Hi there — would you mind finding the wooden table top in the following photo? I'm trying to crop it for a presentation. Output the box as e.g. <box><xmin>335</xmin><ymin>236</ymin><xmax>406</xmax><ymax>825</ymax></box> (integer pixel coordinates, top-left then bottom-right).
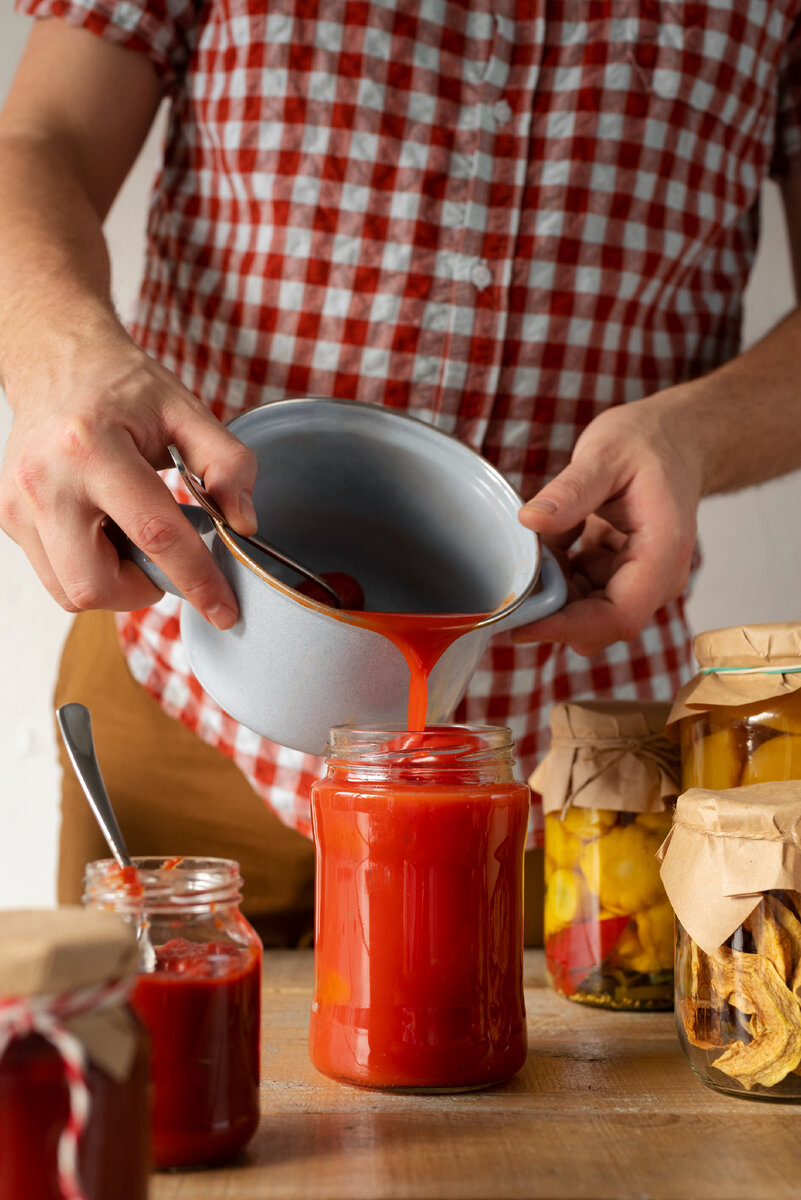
<box><xmin>151</xmin><ymin>950</ymin><xmax>800</xmax><ymax>1200</ymax></box>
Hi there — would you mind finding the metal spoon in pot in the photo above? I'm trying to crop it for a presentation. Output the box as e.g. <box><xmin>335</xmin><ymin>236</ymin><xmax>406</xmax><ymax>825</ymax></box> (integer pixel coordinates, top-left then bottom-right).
<box><xmin>168</xmin><ymin>444</ymin><xmax>350</xmax><ymax>609</ymax></box>
<box><xmin>56</xmin><ymin>702</ymin><xmax>156</xmax><ymax>970</ymax></box>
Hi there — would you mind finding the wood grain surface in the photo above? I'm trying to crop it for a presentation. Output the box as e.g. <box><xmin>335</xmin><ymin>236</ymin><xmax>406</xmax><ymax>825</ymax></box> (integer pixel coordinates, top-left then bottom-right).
<box><xmin>150</xmin><ymin>951</ymin><xmax>801</xmax><ymax>1200</ymax></box>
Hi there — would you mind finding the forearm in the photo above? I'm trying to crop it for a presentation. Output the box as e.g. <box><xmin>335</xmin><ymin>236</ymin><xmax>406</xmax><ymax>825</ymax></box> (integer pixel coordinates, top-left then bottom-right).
<box><xmin>654</xmin><ymin>304</ymin><xmax>801</xmax><ymax>497</ymax></box>
<box><xmin>0</xmin><ymin>22</ymin><xmax>258</xmax><ymax>628</ymax></box>
<box><xmin>0</xmin><ymin>19</ymin><xmax>163</xmax><ymax>399</ymax></box>
<box><xmin>0</xmin><ymin>130</ymin><xmax>124</xmax><ymax>398</ymax></box>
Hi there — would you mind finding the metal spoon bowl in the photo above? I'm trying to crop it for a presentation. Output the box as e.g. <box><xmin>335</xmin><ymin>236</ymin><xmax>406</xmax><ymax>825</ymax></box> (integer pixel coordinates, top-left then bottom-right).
<box><xmin>56</xmin><ymin>702</ymin><xmax>156</xmax><ymax>970</ymax></box>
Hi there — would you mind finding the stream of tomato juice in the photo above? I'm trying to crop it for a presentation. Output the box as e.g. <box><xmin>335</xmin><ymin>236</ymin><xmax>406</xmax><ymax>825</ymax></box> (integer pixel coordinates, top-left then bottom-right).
<box><xmin>358</xmin><ymin>609</ymin><xmax>489</xmax><ymax>730</ymax></box>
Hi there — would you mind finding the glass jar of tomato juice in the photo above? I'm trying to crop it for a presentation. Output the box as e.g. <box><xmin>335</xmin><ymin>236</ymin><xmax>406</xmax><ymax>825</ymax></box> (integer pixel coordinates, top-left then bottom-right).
<box><xmin>309</xmin><ymin>725</ymin><xmax>530</xmax><ymax>1092</ymax></box>
<box><xmin>84</xmin><ymin>856</ymin><xmax>262</xmax><ymax>1168</ymax></box>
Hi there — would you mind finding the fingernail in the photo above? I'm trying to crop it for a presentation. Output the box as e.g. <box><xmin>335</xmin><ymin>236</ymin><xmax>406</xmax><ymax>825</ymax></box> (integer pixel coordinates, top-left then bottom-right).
<box><xmin>524</xmin><ymin>498</ymin><xmax>558</xmax><ymax>514</ymax></box>
<box><xmin>239</xmin><ymin>491</ymin><xmax>257</xmax><ymax>529</ymax></box>
<box><xmin>206</xmin><ymin>602</ymin><xmax>237</xmax><ymax>630</ymax></box>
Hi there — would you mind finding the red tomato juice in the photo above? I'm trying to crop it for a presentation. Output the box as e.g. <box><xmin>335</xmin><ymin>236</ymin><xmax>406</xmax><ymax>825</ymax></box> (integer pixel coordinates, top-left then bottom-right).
<box><xmin>346</xmin><ymin>609</ymin><xmax>489</xmax><ymax>730</ymax></box>
<box><xmin>309</xmin><ymin>744</ymin><xmax>529</xmax><ymax>1090</ymax></box>
<box><xmin>131</xmin><ymin>938</ymin><xmax>261</xmax><ymax>1168</ymax></box>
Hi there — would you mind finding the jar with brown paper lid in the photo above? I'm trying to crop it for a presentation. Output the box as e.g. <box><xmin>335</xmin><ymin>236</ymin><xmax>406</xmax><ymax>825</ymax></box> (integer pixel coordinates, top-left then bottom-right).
<box><xmin>660</xmin><ymin>782</ymin><xmax>801</xmax><ymax>1101</ymax></box>
<box><xmin>531</xmin><ymin>700</ymin><xmax>681</xmax><ymax>1010</ymax></box>
<box><xmin>667</xmin><ymin>623</ymin><xmax>801</xmax><ymax>793</ymax></box>
<box><xmin>0</xmin><ymin>906</ymin><xmax>150</xmax><ymax>1200</ymax></box>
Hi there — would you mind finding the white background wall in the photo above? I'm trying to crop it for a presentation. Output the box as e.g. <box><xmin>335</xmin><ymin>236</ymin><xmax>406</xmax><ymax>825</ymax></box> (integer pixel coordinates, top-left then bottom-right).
<box><xmin>2</xmin><ymin>10</ymin><xmax>800</xmax><ymax>908</ymax></box>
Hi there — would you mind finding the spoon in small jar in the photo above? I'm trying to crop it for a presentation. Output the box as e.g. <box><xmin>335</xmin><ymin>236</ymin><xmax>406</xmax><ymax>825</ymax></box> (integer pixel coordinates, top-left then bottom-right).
<box><xmin>56</xmin><ymin>702</ymin><xmax>156</xmax><ymax>971</ymax></box>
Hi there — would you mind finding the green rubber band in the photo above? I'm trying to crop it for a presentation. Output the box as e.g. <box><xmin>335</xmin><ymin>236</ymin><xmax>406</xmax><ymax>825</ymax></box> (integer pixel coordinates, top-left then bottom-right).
<box><xmin>700</xmin><ymin>665</ymin><xmax>801</xmax><ymax>675</ymax></box>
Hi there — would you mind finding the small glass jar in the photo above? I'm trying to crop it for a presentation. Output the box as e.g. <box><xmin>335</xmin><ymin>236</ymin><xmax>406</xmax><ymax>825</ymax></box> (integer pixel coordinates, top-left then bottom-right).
<box><xmin>675</xmin><ymin>901</ymin><xmax>801</xmax><ymax>1101</ymax></box>
<box><xmin>84</xmin><ymin>856</ymin><xmax>262</xmax><ymax>1169</ymax></box>
<box><xmin>675</xmin><ymin>623</ymin><xmax>801</xmax><ymax>791</ymax></box>
<box><xmin>544</xmin><ymin>807</ymin><xmax>675</xmax><ymax>1009</ymax></box>
<box><xmin>308</xmin><ymin>725</ymin><xmax>530</xmax><ymax>1092</ymax></box>
<box><xmin>0</xmin><ymin>907</ymin><xmax>150</xmax><ymax>1200</ymax></box>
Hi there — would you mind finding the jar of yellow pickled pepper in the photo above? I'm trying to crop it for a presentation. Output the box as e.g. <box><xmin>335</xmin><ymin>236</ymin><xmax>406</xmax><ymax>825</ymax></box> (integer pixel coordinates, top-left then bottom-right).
<box><xmin>531</xmin><ymin>701</ymin><xmax>681</xmax><ymax>1010</ymax></box>
<box><xmin>668</xmin><ymin>623</ymin><xmax>801</xmax><ymax>792</ymax></box>
<box><xmin>660</xmin><ymin>781</ymin><xmax>801</xmax><ymax>1101</ymax></box>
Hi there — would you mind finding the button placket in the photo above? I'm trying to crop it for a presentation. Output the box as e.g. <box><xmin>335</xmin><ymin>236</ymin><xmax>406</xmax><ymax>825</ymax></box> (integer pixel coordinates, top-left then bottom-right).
<box><xmin>452</xmin><ymin>3</ymin><xmax>546</xmax><ymax>434</ymax></box>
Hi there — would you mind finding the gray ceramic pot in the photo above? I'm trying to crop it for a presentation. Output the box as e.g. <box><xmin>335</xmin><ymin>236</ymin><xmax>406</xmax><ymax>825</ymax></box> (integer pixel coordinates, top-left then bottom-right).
<box><xmin>130</xmin><ymin>397</ymin><xmax>566</xmax><ymax>754</ymax></box>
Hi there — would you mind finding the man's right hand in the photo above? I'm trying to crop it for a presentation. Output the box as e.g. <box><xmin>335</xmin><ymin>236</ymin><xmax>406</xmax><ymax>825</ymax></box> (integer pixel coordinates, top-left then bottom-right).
<box><xmin>0</xmin><ymin>320</ymin><xmax>258</xmax><ymax>628</ymax></box>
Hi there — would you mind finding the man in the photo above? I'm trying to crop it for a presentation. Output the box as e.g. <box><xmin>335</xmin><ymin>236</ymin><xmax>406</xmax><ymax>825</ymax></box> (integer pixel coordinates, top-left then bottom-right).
<box><xmin>1</xmin><ymin>2</ymin><xmax>801</xmax><ymax>943</ymax></box>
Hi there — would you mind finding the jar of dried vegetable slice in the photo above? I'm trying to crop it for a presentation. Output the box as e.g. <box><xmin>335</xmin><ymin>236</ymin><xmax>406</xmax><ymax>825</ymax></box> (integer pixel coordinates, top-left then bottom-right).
<box><xmin>667</xmin><ymin>623</ymin><xmax>801</xmax><ymax>792</ymax></box>
<box><xmin>531</xmin><ymin>701</ymin><xmax>681</xmax><ymax>1010</ymax></box>
<box><xmin>660</xmin><ymin>782</ymin><xmax>801</xmax><ymax>1101</ymax></box>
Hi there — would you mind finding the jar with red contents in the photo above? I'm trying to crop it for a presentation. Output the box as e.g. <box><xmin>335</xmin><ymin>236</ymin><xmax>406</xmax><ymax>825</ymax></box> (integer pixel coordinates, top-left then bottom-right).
<box><xmin>309</xmin><ymin>725</ymin><xmax>530</xmax><ymax>1092</ymax></box>
<box><xmin>84</xmin><ymin>857</ymin><xmax>262</xmax><ymax>1169</ymax></box>
<box><xmin>0</xmin><ymin>906</ymin><xmax>150</xmax><ymax>1200</ymax></box>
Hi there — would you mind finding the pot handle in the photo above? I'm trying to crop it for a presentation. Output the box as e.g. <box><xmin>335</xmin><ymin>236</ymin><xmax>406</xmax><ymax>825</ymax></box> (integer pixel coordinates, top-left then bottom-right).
<box><xmin>491</xmin><ymin>546</ymin><xmax>568</xmax><ymax>635</ymax></box>
<box><xmin>106</xmin><ymin>505</ymin><xmax>214</xmax><ymax>599</ymax></box>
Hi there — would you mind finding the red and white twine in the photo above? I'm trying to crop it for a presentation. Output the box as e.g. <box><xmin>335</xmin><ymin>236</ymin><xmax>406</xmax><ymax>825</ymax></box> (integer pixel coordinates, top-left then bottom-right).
<box><xmin>0</xmin><ymin>978</ymin><xmax>134</xmax><ymax>1200</ymax></box>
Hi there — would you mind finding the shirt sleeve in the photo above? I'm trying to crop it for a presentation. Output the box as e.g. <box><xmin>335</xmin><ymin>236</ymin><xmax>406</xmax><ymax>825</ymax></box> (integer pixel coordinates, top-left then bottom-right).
<box><xmin>13</xmin><ymin>0</ymin><xmax>202</xmax><ymax>89</ymax></box>
<box><xmin>771</xmin><ymin>16</ymin><xmax>801</xmax><ymax>178</ymax></box>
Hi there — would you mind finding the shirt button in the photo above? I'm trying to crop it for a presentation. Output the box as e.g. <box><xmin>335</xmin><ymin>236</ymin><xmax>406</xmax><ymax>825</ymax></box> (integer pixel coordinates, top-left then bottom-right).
<box><xmin>492</xmin><ymin>99</ymin><xmax>513</xmax><ymax>126</ymax></box>
<box><xmin>471</xmin><ymin>261</ymin><xmax>493</xmax><ymax>290</ymax></box>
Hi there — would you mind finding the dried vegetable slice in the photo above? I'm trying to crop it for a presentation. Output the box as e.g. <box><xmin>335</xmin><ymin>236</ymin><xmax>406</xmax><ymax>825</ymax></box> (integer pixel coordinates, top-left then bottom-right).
<box><xmin>742</xmin><ymin>901</ymin><xmax>793</xmax><ymax>985</ymax></box>
<box><xmin>679</xmin><ymin>998</ymin><xmax>729</xmax><ymax>1051</ymax></box>
<box><xmin>763</xmin><ymin>895</ymin><xmax>801</xmax><ymax>996</ymax></box>
<box><xmin>708</xmin><ymin>947</ymin><xmax>801</xmax><ymax>1089</ymax></box>
<box><xmin>690</xmin><ymin>938</ymin><xmax>711</xmax><ymax>999</ymax></box>
<box><xmin>679</xmin><ymin>943</ymin><xmax>744</xmax><ymax>1053</ymax></box>
<box><xmin>679</xmin><ymin>902</ymin><xmax>801</xmax><ymax>1092</ymax></box>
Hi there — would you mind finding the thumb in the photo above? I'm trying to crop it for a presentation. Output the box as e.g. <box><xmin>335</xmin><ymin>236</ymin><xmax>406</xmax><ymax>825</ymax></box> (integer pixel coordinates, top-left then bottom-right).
<box><xmin>169</xmin><ymin>410</ymin><xmax>259</xmax><ymax>537</ymax></box>
<box><xmin>518</xmin><ymin>457</ymin><xmax>616</xmax><ymax>535</ymax></box>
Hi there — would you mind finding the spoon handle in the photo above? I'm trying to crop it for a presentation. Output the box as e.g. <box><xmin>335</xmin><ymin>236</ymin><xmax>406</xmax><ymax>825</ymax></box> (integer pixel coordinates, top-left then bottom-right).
<box><xmin>56</xmin><ymin>703</ymin><xmax>132</xmax><ymax>870</ymax></box>
<box><xmin>167</xmin><ymin>443</ymin><xmax>344</xmax><ymax>608</ymax></box>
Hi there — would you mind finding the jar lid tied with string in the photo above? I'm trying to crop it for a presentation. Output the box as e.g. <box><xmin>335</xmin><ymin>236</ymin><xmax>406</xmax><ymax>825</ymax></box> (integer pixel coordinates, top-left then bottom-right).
<box><xmin>531</xmin><ymin>700</ymin><xmax>681</xmax><ymax>1010</ymax></box>
<box><xmin>666</xmin><ymin>623</ymin><xmax>801</xmax><ymax>794</ymax></box>
<box><xmin>0</xmin><ymin>906</ymin><xmax>150</xmax><ymax>1200</ymax></box>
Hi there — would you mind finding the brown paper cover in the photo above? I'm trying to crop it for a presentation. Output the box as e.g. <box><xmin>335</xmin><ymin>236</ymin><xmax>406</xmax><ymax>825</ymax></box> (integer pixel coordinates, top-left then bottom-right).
<box><xmin>667</xmin><ymin>622</ymin><xmax>801</xmax><ymax>728</ymax></box>
<box><xmin>658</xmin><ymin>782</ymin><xmax>801</xmax><ymax>955</ymax></box>
<box><xmin>530</xmin><ymin>700</ymin><xmax>681</xmax><ymax>815</ymax></box>
<box><xmin>0</xmin><ymin>907</ymin><xmax>141</xmax><ymax>1080</ymax></box>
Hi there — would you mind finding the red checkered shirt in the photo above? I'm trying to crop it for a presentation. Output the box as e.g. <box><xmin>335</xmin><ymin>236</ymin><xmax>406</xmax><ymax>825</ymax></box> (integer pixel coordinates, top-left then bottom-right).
<box><xmin>18</xmin><ymin>0</ymin><xmax>801</xmax><ymax>846</ymax></box>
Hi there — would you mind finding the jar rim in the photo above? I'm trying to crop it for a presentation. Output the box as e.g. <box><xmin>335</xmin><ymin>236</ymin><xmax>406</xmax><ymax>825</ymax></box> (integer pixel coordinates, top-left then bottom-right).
<box><xmin>83</xmin><ymin>856</ymin><xmax>243</xmax><ymax>914</ymax></box>
<box><xmin>324</xmin><ymin>723</ymin><xmax>515</xmax><ymax>766</ymax></box>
